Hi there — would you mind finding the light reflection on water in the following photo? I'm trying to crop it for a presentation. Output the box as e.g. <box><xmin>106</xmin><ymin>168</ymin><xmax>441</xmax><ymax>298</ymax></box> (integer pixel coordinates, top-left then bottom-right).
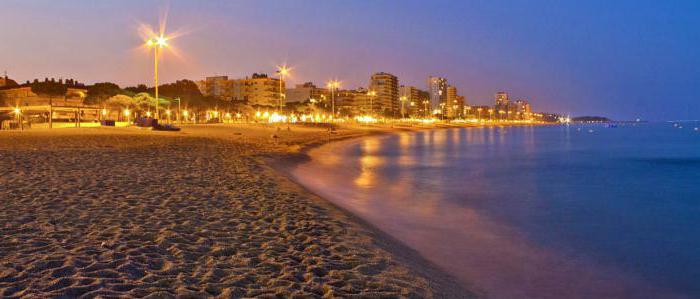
<box><xmin>291</xmin><ymin>124</ymin><xmax>699</xmax><ymax>299</ymax></box>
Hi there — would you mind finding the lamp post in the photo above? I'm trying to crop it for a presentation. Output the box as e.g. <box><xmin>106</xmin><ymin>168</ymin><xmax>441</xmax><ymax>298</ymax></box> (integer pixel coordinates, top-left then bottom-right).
<box><xmin>327</xmin><ymin>80</ymin><xmax>340</xmax><ymax>118</ymax></box>
<box><xmin>367</xmin><ymin>90</ymin><xmax>376</xmax><ymax>116</ymax></box>
<box><xmin>146</xmin><ymin>35</ymin><xmax>168</xmax><ymax>120</ymax></box>
<box><xmin>276</xmin><ymin>65</ymin><xmax>289</xmax><ymax>113</ymax></box>
<box><xmin>423</xmin><ymin>100</ymin><xmax>429</xmax><ymax>118</ymax></box>
<box><xmin>400</xmin><ymin>96</ymin><xmax>407</xmax><ymax>119</ymax></box>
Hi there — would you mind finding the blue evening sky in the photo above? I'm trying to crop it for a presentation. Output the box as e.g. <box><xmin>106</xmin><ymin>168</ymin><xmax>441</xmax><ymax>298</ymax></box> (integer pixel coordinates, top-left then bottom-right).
<box><xmin>1</xmin><ymin>0</ymin><xmax>698</xmax><ymax>120</ymax></box>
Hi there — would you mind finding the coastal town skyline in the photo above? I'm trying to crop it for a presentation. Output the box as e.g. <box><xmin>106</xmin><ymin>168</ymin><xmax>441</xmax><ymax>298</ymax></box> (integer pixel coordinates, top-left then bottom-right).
<box><xmin>2</xmin><ymin>1</ymin><xmax>699</xmax><ymax>120</ymax></box>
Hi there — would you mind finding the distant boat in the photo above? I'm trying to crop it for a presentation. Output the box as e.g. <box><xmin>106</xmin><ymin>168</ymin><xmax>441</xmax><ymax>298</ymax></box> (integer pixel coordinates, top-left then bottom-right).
<box><xmin>588</xmin><ymin>129</ymin><xmax>594</xmax><ymax>133</ymax></box>
<box><xmin>606</xmin><ymin>124</ymin><xmax>618</xmax><ymax>128</ymax></box>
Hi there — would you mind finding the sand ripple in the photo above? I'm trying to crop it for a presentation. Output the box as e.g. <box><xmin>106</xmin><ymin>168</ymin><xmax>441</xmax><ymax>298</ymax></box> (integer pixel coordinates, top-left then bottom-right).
<box><xmin>0</xmin><ymin>127</ymin><xmax>464</xmax><ymax>298</ymax></box>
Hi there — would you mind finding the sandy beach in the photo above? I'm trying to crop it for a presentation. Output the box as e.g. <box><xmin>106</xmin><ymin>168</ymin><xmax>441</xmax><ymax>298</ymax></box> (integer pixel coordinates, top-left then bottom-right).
<box><xmin>0</xmin><ymin>123</ymin><xmax>473</xmax><ymax>298</ymax></box>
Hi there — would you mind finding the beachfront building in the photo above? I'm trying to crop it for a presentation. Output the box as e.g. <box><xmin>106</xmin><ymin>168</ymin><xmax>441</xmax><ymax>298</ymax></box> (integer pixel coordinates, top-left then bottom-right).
<box><xmin>495</xmin><ymin>91</ymin><xmax>509</xmax><ymax>106</ymax></box>
<box><xmin>368</xmin><ymin>72</ymin><xmax>399</xmax><ymax>117</ymax></box>
<box><xmin>239</xmin><ymin>74</ymin><xmax>284</xmax><ymax>107</ymax></box>
<box><xmin>445</xmin><ymin>85</ymin><xmax>466</xmax><ymax>118</ymax></box>
<box><xmin>427</xmin><ymin>76</ymin><xmax>448</xmax><ymax>115</ymax></box>
<box><xmin>494</xmin><ymin>91</ymin><xmax>510</xmax><ymax>119</ymax></box>
<box><xmin>197</xmin><ymin>74</ymin><xmax>284</xmax><ymax>108</ymax></box>
<box><xmin>196</xmin><ymin>76</ymin><xmax>230</xmax><ymax>100</ymax></box>
<box><xmin>399</xmin><ymin>85</ymin><xmax>430</xmax><ymax>117</ymax></box>
<box><xmin>285</xmin><ymin>82</ymin><xmax>329</xmax><ymax>104</ymax></box>
<box><xmin>514</xmin><ymin>99</ymin><xmax>532</xmax><ymax>120</ymax></box>
<box><xmin>335</xmin><ymin>88</ymin><xmax>369</xmax><ymax>116</ymax></box>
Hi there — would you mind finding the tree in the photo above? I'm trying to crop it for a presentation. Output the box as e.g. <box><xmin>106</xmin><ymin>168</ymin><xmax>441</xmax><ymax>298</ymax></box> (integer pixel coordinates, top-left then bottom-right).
<box><xmin>86</xmin><ymin>82</ymin><xmax>123</xmax><ymax>106</ymax></box>
<box><xmin>132</xmin><ymin>93</ymin><xmax>157</xmax><ymax>111</ymax></box>
<box><xmin>124</xmin><ymin>84</ymin><xmax>149</xmax><ymax>94</ymax></box>
<box><xmin>155</xmin><ymin>79</ymin><xmax>204</xmax><ymax>106</ymax></box>
<box><xmin>105</xmin><ymin>94</ymin><xmax>135</xmax><ymax>108</ymax></box>
<box><xmin>29</xmin><ymin>81</ymin><xmax>68</xmax><ymax>100</ymax></box>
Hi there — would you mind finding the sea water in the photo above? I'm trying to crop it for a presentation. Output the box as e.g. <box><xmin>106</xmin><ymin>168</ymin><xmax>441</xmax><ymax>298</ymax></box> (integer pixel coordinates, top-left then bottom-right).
<box><xmin>291</xmin><ymin>123</ymin><xmax>700</xmax><ymax>299</ymax></box>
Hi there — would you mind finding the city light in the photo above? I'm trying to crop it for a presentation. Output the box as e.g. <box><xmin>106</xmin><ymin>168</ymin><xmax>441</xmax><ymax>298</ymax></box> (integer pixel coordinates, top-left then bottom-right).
<box><xmin>269</xmin><ymin>112</ymin><xmax>287</xmax><ymax>123</ymax></box>
<box><xmin>277</xmin><ymin>65</ymin><xmax>290</xmax><ymax>77</ymax></box>
<box><xmin>355</xmin><ymin>115</ymin><xmax>378</xmax><ymax>123</ymax></box>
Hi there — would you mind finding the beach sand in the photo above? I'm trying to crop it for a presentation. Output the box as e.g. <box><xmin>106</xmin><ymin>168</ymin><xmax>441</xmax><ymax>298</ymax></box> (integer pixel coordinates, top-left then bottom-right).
<box><xmin>0</xmin><ymin>124</ymin><xmax>471</xmax><ymax>298</ymax></box>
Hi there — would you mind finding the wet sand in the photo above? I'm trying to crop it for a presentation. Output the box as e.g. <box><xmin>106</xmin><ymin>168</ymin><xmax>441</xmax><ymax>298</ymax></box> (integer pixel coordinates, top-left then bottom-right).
<box><xmin>0</xmin><ymin>124</ymin><xmax>471</xmax><ymax>298</ymax></box>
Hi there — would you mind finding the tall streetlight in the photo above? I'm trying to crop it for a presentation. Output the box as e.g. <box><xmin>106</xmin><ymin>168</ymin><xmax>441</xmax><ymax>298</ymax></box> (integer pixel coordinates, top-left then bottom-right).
<box><xmin>400</xmin><ymin>96</ymin><xmax>407</xmax><ymax>119</ymax></box>
<box><xmin>145</xmin><ymin>34</ymin><xmax>168</xmax><ymax>120</ymax></box>
<box><xmin>327</xmin><ymin>80</ymin><xmax>340</xmax><ymax>117</ymax></box>
<box><xmin>276</xmin><ymin>65</ymin><xmax>290</xmax><ymax>112</ymax></box>
<box><xmin>367</xmin><ymin>90</ymin><xmax>376</xmax><ymax>116</ymax></box>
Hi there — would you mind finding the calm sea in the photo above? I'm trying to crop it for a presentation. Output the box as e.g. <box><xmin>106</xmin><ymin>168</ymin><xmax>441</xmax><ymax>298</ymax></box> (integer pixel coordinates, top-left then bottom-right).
<box><xmin>291</xmin><ymin>123</ymin><xmax>700</xmax><ymax>299</ymax></box>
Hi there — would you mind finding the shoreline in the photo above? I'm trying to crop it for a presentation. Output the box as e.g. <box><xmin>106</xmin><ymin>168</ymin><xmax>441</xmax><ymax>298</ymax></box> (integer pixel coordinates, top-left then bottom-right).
<box><xmin>263</xmin><ymin>122</ymin><xmax>552</xmax><ymax>297</ymax></box>
<box><xmin>262</xmin><ymin>124</ymin><xmax>481</xmax><ymax>298</ymax></box>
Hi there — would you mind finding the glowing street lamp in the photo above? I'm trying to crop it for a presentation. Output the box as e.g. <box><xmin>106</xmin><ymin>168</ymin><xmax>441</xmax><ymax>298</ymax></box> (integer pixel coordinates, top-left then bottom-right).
<box><xmin>400</xmin><ymin>96</ymin><xmax>407</xmax><ymax>119</ymax></box>
<box><xmin>276</xmin><ymin>65</ymin><xmax>290</xmax><ymax>112</ymax></box>
<box><xmin>124</xmin><ymin>108</ymin><xmax>131</xmax><ymax>125</ymax></box>
<box><xmin>367</xmin><ymin>90</ymin><xmax>377</xmax><ymax>116</ymax></box>
<box><xmin>145</xmin><ymin>34</ymin><xmax>169</xmax><ymax>119</ymax></box>
<box><xmin>327</xmin><ymin>80</ymin><xmax>340</xmax><ymax>117</ymax></box>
